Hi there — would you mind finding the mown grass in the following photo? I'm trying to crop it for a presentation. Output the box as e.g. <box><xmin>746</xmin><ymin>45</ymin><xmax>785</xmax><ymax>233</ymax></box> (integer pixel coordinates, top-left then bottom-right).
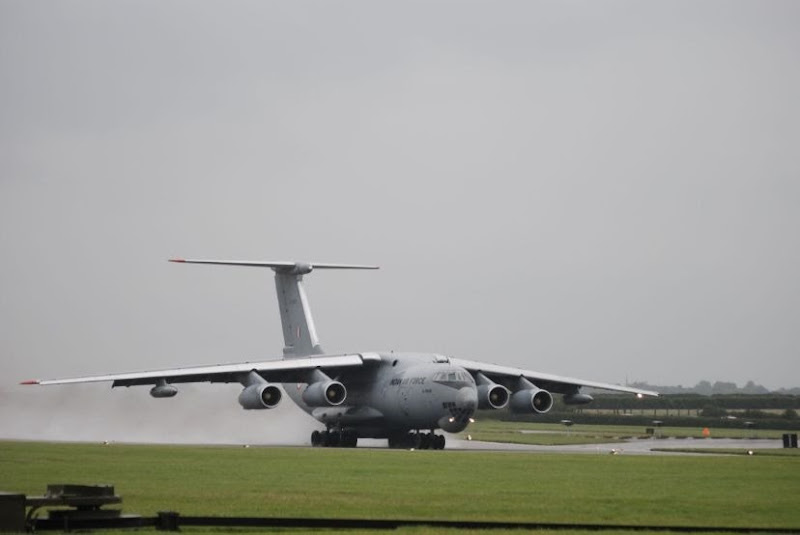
<box><xmin>651</xmin><ymin>447</ymin><xmax>800</xmax><ymax>457</ymax></box>
<box><xmin>1</xmin><ymin>440</ymin><xmax>799</xmax><ymax>532</ymax></box>
<box><xmin>460</xmin><ymin>420</ymin><xmax>795</xmax><ymax>445</ymax></box>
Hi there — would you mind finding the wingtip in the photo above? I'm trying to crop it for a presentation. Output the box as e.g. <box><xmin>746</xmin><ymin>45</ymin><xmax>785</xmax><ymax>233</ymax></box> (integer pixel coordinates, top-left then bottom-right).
<box><xmin>168</xmin><ymin>258</ymin><xmax>186</xmax><ymax>263</ymax></box>
<box><xmin>20</xmin><ymin>380</ymin><xmax>40</xmax><ymax>385</ymax></box>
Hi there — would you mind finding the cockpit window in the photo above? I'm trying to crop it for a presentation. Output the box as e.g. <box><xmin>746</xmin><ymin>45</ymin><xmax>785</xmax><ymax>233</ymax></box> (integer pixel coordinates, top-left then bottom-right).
<box><xmin>434</xmin><ymin>370</ymin><xmax>474</xmax><ymax>388</ymax></box>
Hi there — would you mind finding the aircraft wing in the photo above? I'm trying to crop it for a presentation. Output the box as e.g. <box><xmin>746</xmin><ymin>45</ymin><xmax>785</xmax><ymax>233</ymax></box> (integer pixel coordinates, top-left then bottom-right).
<box><xmin>22</xmin><ymin>353</ymin><xmax>382</xmax><ymax>388</ymax></box>
<box><xmin>449</xmin><ymin>358</ymin><xmax>658</xmax><ymax>397</ymax></box>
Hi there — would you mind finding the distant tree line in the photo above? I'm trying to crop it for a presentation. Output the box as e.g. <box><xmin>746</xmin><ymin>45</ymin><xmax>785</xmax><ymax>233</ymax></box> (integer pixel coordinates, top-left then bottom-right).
<box><xmin>581</xmin><ymin>394</ymin><xmax>800</xmax><ymax>412</ymax></box>
<box><xmin>490</xmin><ymin>410</ymin><xmax>800</xmax><ymax>431</ymax></box>
<box><xmin>474</xmin><ymin>391</ymin><xmax>800</xmax><ymax>430</ymax></box>
<box><xmin>625</xmin><ymin>380</ymin><xmax>800</xmax><ymax>396</ymax></box>
<box><xmin>479</xmin><ymin>392</ymin><xmax>800</xmax><ymax>429</ymax></box>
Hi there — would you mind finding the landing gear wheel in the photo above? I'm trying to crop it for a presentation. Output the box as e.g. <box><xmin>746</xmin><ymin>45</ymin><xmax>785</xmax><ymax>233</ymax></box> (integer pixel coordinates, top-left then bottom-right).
<box><xmin>311</xmin><ymin>430</ymin><xmax>322</xmax><ymax>447</ymax></box>
<box><xmin>407</xmin><ymin>433</ymin><xmax>421</xmax><ymax>449</ymax></box>
<box><xmin>419</xmin><ymin>433</ymin><xmax>432</xmax><ymax>450</ymax></box>
<box><xmin>342</xmin><ymin>432</ymin><xmax>358</xmax><ymax>448</ymax></box>
<box><xmin>433</xmin><ymin>434</ymin><xmax>446</xmax><ymax>450</ymax></box>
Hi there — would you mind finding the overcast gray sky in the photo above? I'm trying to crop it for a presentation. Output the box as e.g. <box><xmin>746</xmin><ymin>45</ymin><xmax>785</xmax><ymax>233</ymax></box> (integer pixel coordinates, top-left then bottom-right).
<box><xmin>2</xmin><ymin>0</ymin><xmax>799</xmax><ymax>441</ymax></box>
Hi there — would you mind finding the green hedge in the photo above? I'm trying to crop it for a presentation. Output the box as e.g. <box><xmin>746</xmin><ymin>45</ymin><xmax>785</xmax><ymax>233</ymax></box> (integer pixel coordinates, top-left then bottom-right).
<box><xmin>582</xmin><ymin>394</ymin><xmax>800</xmax><ymax>411</ymax></box>
<box><xmin>485</xmin><ymin>410</ymin><xmax>800</xmax><ymax>430</ymax></box>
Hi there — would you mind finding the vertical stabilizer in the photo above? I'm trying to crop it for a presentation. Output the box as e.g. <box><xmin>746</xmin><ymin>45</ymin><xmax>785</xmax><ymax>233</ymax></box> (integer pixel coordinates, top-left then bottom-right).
<box><xmin>168</xmin><ymin>259</ymin><xmax>378</xmax><ymax>358</ymax></box>
<box><xmin>274</xmin><ymin>266</ymin><xmax>322</xmax><ymax>357</ymax></box>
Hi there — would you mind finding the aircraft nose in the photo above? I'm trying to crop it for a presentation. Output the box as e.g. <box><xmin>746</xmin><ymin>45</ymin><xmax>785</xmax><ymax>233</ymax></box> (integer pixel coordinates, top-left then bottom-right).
<box><xmin>457</xmin><ymin>386</ymin><xmax>478</xmax><ymax>411</ymax></box>
<box><xmin>438</xmin><ymin>387</ymin><xmax>478</xmax><ymax>433</ymax></box>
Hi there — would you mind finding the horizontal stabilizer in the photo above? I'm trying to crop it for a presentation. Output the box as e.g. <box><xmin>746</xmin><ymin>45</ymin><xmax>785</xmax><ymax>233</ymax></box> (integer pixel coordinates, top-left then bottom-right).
<box><xmin>169</xmin><ymin>258</ymin><xmax>377</xmax><ymax>356</ymax></box>
<box><xmin>169</xmin><ymin>259</ymin><xmax>379</xmax><ymax>272</ymax></box>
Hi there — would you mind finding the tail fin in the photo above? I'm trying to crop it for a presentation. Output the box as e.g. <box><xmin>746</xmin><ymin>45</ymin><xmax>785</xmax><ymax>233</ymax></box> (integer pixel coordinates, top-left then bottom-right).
<box><xmin>169</xmin><ymin>259</ymin><xmax>378</xmax><ymax>357</ymax></box>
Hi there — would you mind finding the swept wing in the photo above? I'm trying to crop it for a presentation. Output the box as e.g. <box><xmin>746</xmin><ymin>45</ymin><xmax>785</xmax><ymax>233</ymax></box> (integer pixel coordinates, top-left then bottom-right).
<box><xmin>450</xmin><ymin>357</ymin><xmax>658</xmax><ymax>397</ymax></box>
<box><xmin>23</xmin><ymin>353</ymin><xmax>382</xmax><ymax>387</ymax></box>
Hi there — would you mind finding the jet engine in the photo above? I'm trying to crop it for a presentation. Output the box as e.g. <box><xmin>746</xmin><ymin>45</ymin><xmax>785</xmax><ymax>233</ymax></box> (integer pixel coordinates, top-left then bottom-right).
<box><xmin>302</xmin><ymin>380</ymin><xmax>347</xmax><ymax>407</ymax></box>
<box><xmin>238</xmin><ymin>383</ymin><xmax>282</xmax><ymax>410</ymax></box>
<box><xmin>509</xmin><ymin>377</ymin><xmax>553</xmax><ymax>414</ymax></box>
<box><xmin>478</xmin><ymin>384</ymin><xmax>510</xmax><ymax>409</ymax></box>
<box><xmin>509</xmin><ymin>388</ymin><xmax>553</xmax><ymax>413</ymax></box>
<box><xmin>475</xmin><ymin>373</ymin><xmax>510</xmax><ymax>409</ymax></box>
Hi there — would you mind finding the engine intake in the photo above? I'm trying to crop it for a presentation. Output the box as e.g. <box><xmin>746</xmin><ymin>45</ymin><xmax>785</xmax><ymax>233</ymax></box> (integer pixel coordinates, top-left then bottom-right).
<box><xmin>475</xmin><ymin>372</ymin><xmax>510</xmax><ymax>410</ymax></box>
<box><xmin>238</xmin><ymin>383</ymin><xmax>282</xmax><ymax>410</ymax></box>
<box><xmin>509</xmin><ymin>388</ymin><xmax>553</xmax><ymax>414</ymax></box>
<box><xmin>303</xmin><ymin>380</ymin><xmax>347</xmax><ymax>407</ymax></box>
<box><xmin>478</xmin><ymin>384</ymin><xmax>510</xmax><ymax>409</ymax></box>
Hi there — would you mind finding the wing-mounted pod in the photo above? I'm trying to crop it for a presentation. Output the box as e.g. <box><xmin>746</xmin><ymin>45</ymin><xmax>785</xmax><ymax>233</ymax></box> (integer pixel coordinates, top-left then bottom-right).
<box><xmin>302</xmin><ymin>369</ymin><xmax>347</xmax><ymax>407</ymax></box>
<box><xmin>475</xmin><ymin>372</ymin><xmax>510</xmax><ymax>410</ymax></box>
<box><xmin>238</xmin><ymin>371</ymin><xmax>282</xmax><ymax>410</ymax></box>
<box><xmin>150</xmin><ymin>379</ymin><xmax>178</xmax><ymax>398</ymax></box>
<box><xmin>509</xmin><ymin>377</ymin><xmax>553</xmax><ymax>414</ymax></box>
<box><xmin>563</xmin><ymin>388</ymin><xmax>594</xmax><ymax>405</ymax></box>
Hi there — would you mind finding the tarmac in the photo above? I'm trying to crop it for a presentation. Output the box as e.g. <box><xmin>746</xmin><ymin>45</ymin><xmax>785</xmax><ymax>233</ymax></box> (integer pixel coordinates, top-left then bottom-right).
<box><xmin>446</xmin><ymin>436</ymin><xmax>785</xmax><ymax>455</ymax></box>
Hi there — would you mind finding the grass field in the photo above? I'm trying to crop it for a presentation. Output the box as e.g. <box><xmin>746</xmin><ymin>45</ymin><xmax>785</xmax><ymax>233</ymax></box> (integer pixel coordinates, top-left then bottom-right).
<box><xmin>459</xmin><ymin>420</ymin><xmax>797</xmax><ymax>445</ymax></box>
<box><xmin>650</xmin><ymin>447</ymin><xmax>800</xmax><ymax>456</ymax></box>
<box><xmin>2</xmin><ymin>440</ymin><xmax>799</xmax><ymax>534</ymax></box>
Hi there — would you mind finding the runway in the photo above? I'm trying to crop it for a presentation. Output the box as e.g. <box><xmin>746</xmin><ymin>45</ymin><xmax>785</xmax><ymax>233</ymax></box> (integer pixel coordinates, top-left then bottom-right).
<box><xmin>12</xmin><ymin>436</ymin><xmax>786</xmax><ymax>455</ymax></box>
<box><xmin>446</xmin><ymin>436</ymin><xmax>785</xmax><ymax>455</ymax></box>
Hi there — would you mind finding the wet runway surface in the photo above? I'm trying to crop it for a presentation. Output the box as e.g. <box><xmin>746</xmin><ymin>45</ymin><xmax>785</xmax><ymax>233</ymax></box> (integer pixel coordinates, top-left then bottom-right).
<box><xmin>446</xmin><ymin>437</ymin><xmax>784</xmax><ymax>455</ymax></box>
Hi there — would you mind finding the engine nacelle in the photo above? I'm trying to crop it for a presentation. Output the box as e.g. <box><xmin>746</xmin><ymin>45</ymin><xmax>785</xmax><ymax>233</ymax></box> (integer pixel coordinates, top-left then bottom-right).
<box><xmin>150</xmin><ymin>383</ymin><xmax>178</xmax><ymax>398</ymax></box>
<box><xmin>302</xmin><ymin>380</ymin><xmax>347</xmax><ymax>407</ymax></box>
<box><xmin>563</xmin><ymin>392</ymin><xmax>594</xmax><ymax>405</ymax></box>
<box><xmin>238</xmin><ymin>383</ymin><xmax>282</xmax><ymax>410</ymax></box>
<box><xmin>477</xmin><ymin>384</ymin><xmax>510</xmax><ymax>410</ymax></box>
<box><xmin>509</xmin><ymin>388</ymin><xmax>554</xmax><ymax>414</ymax></box>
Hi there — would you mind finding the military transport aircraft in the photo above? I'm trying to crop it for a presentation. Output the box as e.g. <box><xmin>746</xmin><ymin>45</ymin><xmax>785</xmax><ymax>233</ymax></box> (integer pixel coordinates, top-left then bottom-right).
<box><xmin>23</xmin><ymin>259</ymin><xmax>657</xmax><ymax>449</ymax></box>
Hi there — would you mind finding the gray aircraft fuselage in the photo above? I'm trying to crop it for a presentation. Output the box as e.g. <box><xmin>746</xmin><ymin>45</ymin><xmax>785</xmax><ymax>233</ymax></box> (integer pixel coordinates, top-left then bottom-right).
<box><xmin>285</xmin><ymin>353</ymin><xmax>478</xmax><ymax>439</ymax></box>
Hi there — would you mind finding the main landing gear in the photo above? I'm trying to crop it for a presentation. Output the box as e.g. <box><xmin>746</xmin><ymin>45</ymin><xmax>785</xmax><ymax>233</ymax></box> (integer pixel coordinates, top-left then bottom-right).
<box><xmin>311</xmin><ymin>429</ymin><xmax>358</xmax><ymax>448</ymax></box>
<box><xmin>388</xmin><ymin>432</ymin><xmax>445</xmax><ymax>450</ymax></box>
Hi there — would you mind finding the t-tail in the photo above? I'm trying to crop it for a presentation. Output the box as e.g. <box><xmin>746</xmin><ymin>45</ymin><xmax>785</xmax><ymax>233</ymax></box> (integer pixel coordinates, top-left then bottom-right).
<box><xmin>168</xmin><ymin>259</ymin><xmax>378</xmax><ymax>357</ymax></box>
